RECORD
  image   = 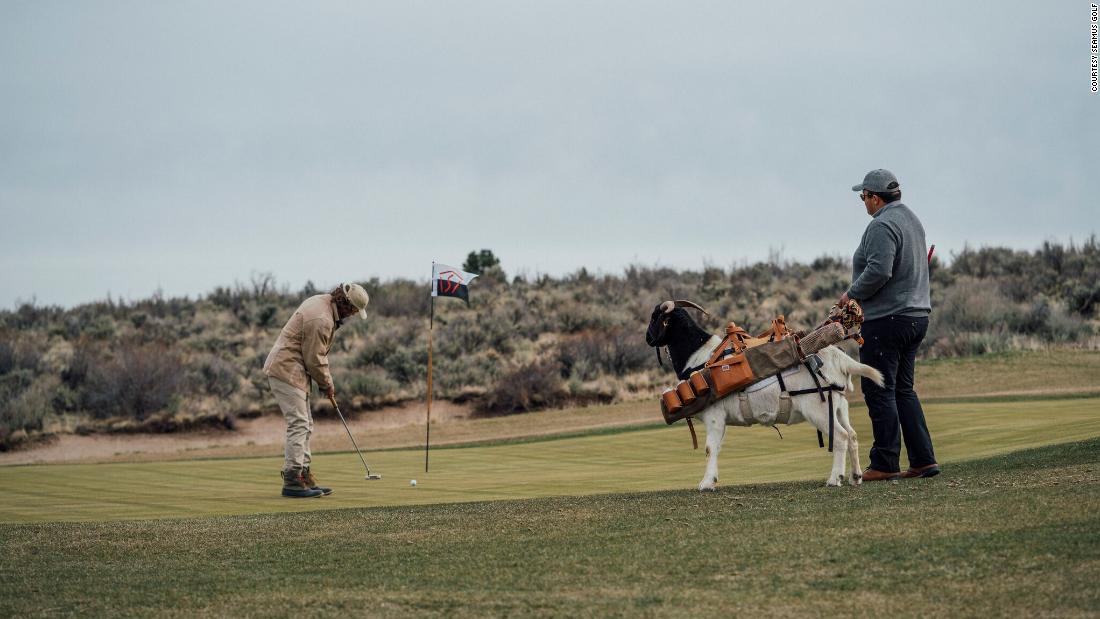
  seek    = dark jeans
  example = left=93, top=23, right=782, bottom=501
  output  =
left=859, top=314, right=936, bottom=473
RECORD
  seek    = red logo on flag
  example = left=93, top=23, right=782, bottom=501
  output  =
left=438, top=270, right=464, bottom=295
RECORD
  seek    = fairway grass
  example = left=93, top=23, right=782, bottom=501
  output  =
left=3, top=396, right=1100, bottom=523
left=6, top=349, right=1099, bottom=468
left=1, top=438, right=1097, bottom=617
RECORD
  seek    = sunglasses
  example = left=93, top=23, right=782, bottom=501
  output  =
left=859, top=191, right=871, bottom=202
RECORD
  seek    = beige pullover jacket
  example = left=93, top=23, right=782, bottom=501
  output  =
left=263, top=294, right=338, bottom=393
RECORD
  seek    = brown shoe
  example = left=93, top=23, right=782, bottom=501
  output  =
left=861, top=467, right=901, bottom=482
left=900, top=463, right=941, bottom=479
left=302, top=467, right=333, bottom=495
left=281, top=469, right=324, bottom=498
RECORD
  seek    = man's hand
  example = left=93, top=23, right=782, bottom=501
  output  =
left=325, top=384, right=336, bottom=401
left=837, top=292, right=851, bottom=307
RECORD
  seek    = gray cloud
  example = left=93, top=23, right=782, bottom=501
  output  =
left=1, top=1, right=1096, bottom=307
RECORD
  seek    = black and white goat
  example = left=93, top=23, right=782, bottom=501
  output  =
left=645, top=300, right=884, bottom=489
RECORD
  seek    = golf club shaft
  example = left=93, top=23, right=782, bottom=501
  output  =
left=329, top=396, right=372, bottom=475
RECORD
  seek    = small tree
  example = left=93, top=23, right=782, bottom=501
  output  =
left=463, top=250, right=500, bottom=274
left=463, top=249, right=506, bottom=284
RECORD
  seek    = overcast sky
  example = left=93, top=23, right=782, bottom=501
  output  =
left=1, top=1, right=1096, bottom=308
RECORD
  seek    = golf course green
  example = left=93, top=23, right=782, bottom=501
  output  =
left=4, top=396, right=1099, bottom=523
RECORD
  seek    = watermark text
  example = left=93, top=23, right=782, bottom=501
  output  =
left=1092, top=4, right=1098, bottom=92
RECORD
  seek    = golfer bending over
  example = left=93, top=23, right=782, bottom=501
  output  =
left=263, top=283, right=370, bottom=498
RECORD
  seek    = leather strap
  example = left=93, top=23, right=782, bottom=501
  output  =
left=680, top=362, right=706, bottom=380
left=738, top=392, right=751, bottom=420
left=706, top=322, right=753, bottom=365
left=773, top=371, right=792, bottom=424
left=785, top=382, right=844, bottom=452
left=754, top=316, right=789, bottom=341
left=807, top=362, right=827, bottom=402
left=787, top=384, right=845, bottom=397
left=775, top=392, right=792, bottom=424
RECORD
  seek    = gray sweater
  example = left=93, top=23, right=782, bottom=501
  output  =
left=848, top=201, right=931, bottom=321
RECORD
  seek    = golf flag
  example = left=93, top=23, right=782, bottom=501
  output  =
left=425, top=261, right=480, bottom=473
left=431, top=263, right=478, bottom=306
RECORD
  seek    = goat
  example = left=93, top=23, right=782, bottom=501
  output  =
left=645, top=301, right=884, bottom=489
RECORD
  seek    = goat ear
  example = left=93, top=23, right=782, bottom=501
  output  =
left=673, top=299, right=710, bottom=316
left=660, top=300, right=675, bottom=314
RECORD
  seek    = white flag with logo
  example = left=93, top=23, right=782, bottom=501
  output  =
left=431, top=263, right=479, bottom=305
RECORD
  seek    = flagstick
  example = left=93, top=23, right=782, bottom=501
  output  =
left=425, top=270, right=435, bottom=473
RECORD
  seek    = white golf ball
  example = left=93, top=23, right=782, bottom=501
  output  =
left=410, top=479, right=417, bottom=487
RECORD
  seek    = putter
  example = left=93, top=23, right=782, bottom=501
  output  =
left=328, top=396, right=382, bottom=480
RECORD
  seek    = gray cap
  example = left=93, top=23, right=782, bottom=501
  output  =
left=852, top=169, right=900, bottom=193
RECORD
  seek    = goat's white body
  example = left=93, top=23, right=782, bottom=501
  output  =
left=684, top=338, right=883, bottom=490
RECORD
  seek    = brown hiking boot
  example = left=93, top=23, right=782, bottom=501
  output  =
left=282, top=469, right=323, bottom=498
left=302, top=467, right=333, bottom=496
left=900, top=463, right=941, bottom=479
left=862, top=467, right=901, bottom=482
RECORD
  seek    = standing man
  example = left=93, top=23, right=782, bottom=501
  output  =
left=264, top=283, right=370, bottom=497
left=839, top=169, right=940, bottom=482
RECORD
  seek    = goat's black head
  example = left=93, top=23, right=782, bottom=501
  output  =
left=644, top=300, right=713, bottom=377
left=645, top=299, right=709, bottom=346
left=646, top=301, right=678, bottom=347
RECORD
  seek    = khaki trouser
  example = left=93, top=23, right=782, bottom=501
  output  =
left=270, top=377, right=312, bottom=472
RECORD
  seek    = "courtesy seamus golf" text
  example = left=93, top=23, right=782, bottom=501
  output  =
left=1091, top=4, right=1098, bottom=92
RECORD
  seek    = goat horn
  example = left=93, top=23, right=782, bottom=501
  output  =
left=659, top=300, right=675, bottom=314
left=673, top=299, right=710, bottom=316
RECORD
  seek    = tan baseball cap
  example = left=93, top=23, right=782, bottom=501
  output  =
left=342, top=283, right=370, bottom=319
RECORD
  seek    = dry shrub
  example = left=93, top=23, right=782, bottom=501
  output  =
left=354, top=320, right=427, bottom=385
left=191, top=355, right=241, bottom=399
left=435, top=311, right=515, bottom=356
left=480, top=359, right=565, bottom=414
left=557, top=328, right=650, bottom=381
left=434, top=353, right=498, bottom=399
left=0, top=333, right=42, bottom=375
left=810, top=275, right=848, bottom=302
left=334, top=366, right=401, bottom=410
left=84, top=342, right=184, bottom=420
left=1, top=242, right=1097, bottom=424
left=358, top=343, right=425, bottom=386
left=366, top=278, right=431, bottom=317
left=0, top=375, right=58, bottom=450
left=926, top=278, right=1091, bottom=357
left=934, top=278, right=1015, bottom=332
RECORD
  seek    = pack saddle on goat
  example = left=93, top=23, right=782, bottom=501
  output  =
left=659, top=300, right=866, bottom=451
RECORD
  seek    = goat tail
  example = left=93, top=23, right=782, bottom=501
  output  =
left=847, top=358, right=884, bottom=387
left=832, top=347, right=884, bottom=388
left=855, top=363, right=884, bottom=387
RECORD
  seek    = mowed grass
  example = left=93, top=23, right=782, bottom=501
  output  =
left=3, top=396, right=1099, bottom=523
left=914, top=349, right=1100, bottom=397
left=4, top=349, right=1095, bottom=468
left=1, top=438, right=1097, bottom=617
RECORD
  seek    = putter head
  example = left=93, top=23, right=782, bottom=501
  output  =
left=366, top=473, right=382, bottom=480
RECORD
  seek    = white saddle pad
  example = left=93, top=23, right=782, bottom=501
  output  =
left=742, top=364, right=804, bottom=394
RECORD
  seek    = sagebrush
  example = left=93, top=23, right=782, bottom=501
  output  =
left=0, top=239, right=1096, bottom=447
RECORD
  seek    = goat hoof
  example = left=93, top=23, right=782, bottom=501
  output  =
left=697, top=481, right=718, bottom=492
left=825, top=478, right=842, bottom=487
left=850, top=474, right=862, bottom=486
